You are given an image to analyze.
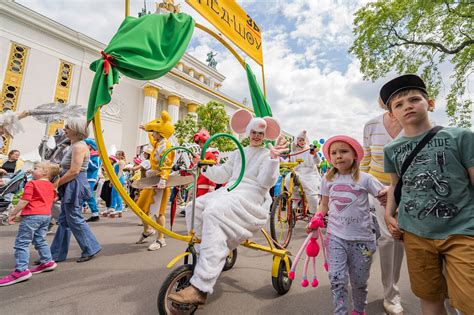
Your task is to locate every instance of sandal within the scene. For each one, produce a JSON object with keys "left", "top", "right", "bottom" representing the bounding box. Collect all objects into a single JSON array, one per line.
[{"left": 136, "top": 230, "right": 155, "bottom": 244}]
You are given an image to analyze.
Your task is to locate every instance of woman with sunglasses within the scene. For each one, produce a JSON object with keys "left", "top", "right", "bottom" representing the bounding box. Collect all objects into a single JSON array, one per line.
[{"left": 50, "top": 118, "right": 101, "bottom": 263}]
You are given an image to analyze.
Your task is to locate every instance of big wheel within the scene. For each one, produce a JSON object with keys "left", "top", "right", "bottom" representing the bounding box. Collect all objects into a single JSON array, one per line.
[
  {"left": 222, "top": 248, "right": 238, "bottom": 271},
  {"left": 269, "top": 193, "right": 295, "bottom": 248},
  {"left": 157, "top": 264, "right": 197, "bottom": 315},
  {"left": 271, "top": 257, "right": 292, "bottom": 295}
]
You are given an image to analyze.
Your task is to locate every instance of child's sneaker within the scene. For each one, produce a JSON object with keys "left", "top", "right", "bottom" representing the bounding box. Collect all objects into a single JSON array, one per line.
[
  {"left": 0, "top": 270, "right": 32, "bottom": 287},
  {"left": 148, "top": 239, "right": 166, "bottom": 251},
  {"left": 30, "top": 261, "right": 57, "bottom": 274}
]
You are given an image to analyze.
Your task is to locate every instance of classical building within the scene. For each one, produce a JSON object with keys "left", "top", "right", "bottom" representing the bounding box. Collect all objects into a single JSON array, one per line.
[{"left": 0, "top": 1, "right": 263, "bottom": 159}]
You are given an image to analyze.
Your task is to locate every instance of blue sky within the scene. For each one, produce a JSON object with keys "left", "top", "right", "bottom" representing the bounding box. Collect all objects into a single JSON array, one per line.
[{"left": 16, "top": 0, "right": 465, "bottom": 142}]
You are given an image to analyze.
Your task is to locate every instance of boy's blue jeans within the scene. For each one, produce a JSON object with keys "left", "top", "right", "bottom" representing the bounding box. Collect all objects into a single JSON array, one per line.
[{"left": 14, "top": 215, "right": 52, "bottom": 271}]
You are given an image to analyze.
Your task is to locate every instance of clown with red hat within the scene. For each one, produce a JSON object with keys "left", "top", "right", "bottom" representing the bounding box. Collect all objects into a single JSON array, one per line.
[{"left": 192, "top": 129, "right": 218, "bottom": 198}]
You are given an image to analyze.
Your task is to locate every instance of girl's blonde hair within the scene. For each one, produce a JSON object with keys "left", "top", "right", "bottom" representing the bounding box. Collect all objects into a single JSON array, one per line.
[
  {"left": 325, "top": 143, "right": 360, "bottom": 182},
  {"left": 325, "top": 161, "right": 360, "bottom": 182}
]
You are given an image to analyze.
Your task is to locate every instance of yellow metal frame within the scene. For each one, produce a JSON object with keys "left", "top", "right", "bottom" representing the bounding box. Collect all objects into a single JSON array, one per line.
[
  {"left": 279, "top": 160, "right": 308, "bottom": 214},
  {"left": 92, "top": 112, "right": 192, "bottom": 243},
  {"left": 270, "top": 160, "right": 309, "bottom": 246},
  {"left": 166, "top": 251, "right": 192, "bottom": 269},
  {"left": 93, "top": 10, "right": 285, "bottom": 272}
]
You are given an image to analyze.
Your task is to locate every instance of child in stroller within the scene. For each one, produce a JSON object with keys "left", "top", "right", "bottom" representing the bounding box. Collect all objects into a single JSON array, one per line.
[{"left": 0, "top": 170, "right": 27, "bottom": 225}]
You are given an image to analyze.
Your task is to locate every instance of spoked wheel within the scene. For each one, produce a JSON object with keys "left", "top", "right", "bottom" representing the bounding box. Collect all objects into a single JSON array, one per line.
[
  {"left": 157, "top": 264, "right": 197, "bottom": 315},
  {"left": 222, "top": 248, "right": 238, "bottom": 271},
  {"left": 269, "top": 194, "right": 294, "bottom": 248},
  {"left": 272, "top": 257, "right": 292, "bottom": 295}
]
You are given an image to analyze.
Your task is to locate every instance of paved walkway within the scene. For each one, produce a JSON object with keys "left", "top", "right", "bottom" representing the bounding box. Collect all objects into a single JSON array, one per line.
[{"left": 1, "top": 206, "right": 423, "bottom": 314}]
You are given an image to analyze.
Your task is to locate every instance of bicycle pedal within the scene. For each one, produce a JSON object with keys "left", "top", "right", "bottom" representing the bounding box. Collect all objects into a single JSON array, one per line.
[{"left": 170, "top": 301, "right": 199, "bottom": 313}]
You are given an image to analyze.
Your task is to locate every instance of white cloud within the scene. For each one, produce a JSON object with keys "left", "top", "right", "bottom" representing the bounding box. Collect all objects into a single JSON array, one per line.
[{"left": 15, "top": 0, "right": 472, "bottom": 145}]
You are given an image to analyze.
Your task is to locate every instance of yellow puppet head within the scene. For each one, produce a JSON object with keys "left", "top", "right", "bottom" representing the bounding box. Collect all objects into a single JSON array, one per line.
[{"left": 144, "top": 111, "right": 174, "bottom": 139}]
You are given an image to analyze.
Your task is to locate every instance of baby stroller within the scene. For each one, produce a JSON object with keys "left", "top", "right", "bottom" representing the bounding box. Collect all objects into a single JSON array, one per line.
[{"left": 0, "top": 170, "right": 27, "bottom": 225}]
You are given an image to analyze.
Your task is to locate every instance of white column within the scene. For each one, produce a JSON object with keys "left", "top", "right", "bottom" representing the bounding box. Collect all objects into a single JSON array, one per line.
[
  {"left": 167, "top": 95, "right": 180, "bottom": 124},
  {"left": 188, "top": 103, "right": 199, "bottom": 121},
  {"left": 140, "top": 85, "right": 158, "bottom": 145}
]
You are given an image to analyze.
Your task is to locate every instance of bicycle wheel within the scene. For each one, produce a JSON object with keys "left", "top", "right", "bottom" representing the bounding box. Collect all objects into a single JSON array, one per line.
[
  {"left": 157, "top": 264, "right": 197, "bottom": 315},
  {"left": 271, "top": 257, "right": 292, "bottom": 295},
  {"left": 222, "top": 248, "right": 238, "bottom": 271},
  {"left": 270, "top": 193, "right": 294, "bottom": 248}
]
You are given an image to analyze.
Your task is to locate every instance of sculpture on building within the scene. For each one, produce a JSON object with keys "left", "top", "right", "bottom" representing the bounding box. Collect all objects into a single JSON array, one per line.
[
  {"left": 206, "top": 51, "right": 218, "bottom": 69},
  {"left": 156, "top": 0, "right": 181, "bottom": 14}
]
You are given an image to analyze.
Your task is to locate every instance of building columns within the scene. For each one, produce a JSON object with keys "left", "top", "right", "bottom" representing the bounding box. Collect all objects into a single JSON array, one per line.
[
  {"left": 167, "top": 95, "right": 180, "bottom": 123},
  {"left": 141, "top": 85, "right": 159, "bottom": 144},
  {"left": 187, "top": 103, "right": 198, "bottom": 121}
]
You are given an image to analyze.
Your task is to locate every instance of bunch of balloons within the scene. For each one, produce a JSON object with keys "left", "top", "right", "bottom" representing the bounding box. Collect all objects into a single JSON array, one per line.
[
  {"left": 312, "top": 138, "right": 332, "bottom": 174},
  {"left": 320, "top": 158, "right": 331, "bottom": 174},
  {"left": 310, "top": 138, "right": 325, "bottom": 154}
]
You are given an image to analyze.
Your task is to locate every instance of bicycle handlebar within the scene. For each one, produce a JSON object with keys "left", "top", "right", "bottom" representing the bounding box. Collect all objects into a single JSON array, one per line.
[
  {"left": 201, "top": 133, "right": 245, "bottom": 192},
  {"left": 158, "top": 146, "right": 196, "bottom": 168},
  {"left": 280, "top": 159, "right": 304, "bottom": 169}
]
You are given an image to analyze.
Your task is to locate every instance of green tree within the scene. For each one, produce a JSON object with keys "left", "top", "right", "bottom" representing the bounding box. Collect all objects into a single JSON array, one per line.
[
  {"left": 240, "top": 137, "right": 250, "bottom": 147},
  {"left": 350, "top": 0, "right": 473, "bottom": 127},
  {"left": 174, "top": 101, "right": 237, "bottom": 151},
  {"left": 196, "top": 101, "right": 236, "bottom": 151},
  {"left": 174, "top": 114, "right": 198, "bottom": 145}
]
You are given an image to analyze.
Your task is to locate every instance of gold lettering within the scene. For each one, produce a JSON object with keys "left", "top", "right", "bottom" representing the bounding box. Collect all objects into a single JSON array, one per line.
[
  {"left": 221, "top": 7, "right": 230, "bottom": 26},
  {"left": 233, "top": 17, "right": 246, "bottom": 39},
  {"left": 210, "top": 0, "right": 219, "bottom": 14},
  {"left": 246, "top": 31, "right": 254, "bottom": 45}
]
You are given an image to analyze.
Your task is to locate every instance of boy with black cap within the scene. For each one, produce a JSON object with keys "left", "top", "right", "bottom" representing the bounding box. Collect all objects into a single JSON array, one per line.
[{"left": 382, "top": 74, "right": 474, "bottom": 315}]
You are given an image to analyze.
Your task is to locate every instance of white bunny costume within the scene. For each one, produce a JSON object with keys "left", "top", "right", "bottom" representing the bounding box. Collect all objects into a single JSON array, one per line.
[
  {"left": 286, "top": 130, "right": 322, "bottom": 211},
  {"left": 186, "top": 109, "right": 280, "bottom": 294}
]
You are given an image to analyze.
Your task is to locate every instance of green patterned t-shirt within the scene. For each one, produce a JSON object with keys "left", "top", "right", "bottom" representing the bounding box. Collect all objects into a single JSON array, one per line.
[{"left": 384, "top": 127, "right": 474, "bottom": 239}]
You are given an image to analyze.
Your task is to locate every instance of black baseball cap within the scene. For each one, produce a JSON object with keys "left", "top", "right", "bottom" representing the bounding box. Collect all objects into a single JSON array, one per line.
[{"left": 380, "top": 74, "right": 427, "bottom": 107}]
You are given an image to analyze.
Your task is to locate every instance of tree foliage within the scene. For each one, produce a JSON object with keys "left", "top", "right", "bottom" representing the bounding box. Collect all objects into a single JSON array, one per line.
[
  {"left": 174, "top": 114, "right": 198, "bottom": 145},
  {"left": 174, "top": 101, "right": 236, "bottom": 151},
  {"left": 196, "top": 101, "right": 236, "bottom": 151},
  {"left": 240, "top": 137, "right": 250, "bottom": 147},
  {"left": 350, "top": 0, "right": 473, "bottom": 127}
]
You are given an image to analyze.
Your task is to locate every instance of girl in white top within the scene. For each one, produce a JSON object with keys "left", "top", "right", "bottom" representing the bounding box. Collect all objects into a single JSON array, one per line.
[
  {"left": 308, "top": 135, "right": 386, "bottom": 315},
  {"left": 287, "top": 130, "right": 322, "bottom": 211}
]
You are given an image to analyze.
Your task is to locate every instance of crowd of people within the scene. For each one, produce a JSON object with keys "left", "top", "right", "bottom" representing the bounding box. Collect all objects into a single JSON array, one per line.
[{"left": 0, "top": 74, "right": 472, "bottom": 315}]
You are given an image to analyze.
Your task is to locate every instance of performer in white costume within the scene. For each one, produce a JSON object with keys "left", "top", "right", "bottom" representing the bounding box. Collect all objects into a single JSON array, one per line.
[
  {"left": 168, "top": 109, "right": 286, "bottom": 305},
  {"left": 287, "top": 130, "right": 322, "bottom": 211}
]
